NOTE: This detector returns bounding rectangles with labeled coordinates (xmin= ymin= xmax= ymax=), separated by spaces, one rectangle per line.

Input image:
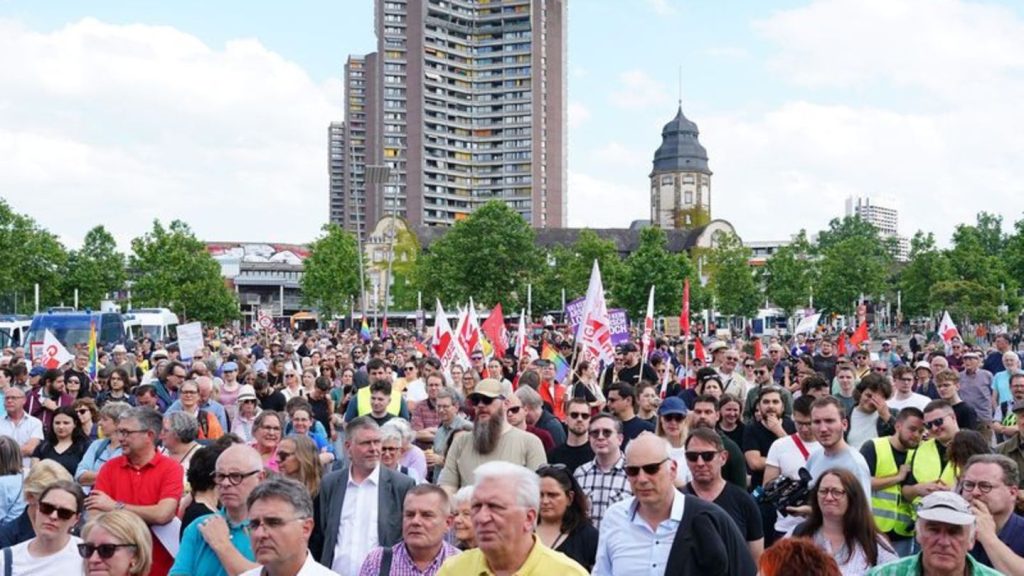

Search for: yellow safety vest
xmin=908 ymin=439 xmax=957 ymax=513
xmin=355 ymin=386 xmax=403 ymax=417
xmin=871 ymin=437 xmax=916 ymax=536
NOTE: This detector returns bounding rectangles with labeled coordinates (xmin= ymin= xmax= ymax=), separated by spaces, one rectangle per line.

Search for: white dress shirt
xmin=332 ymin=465 xmax=380 ymax=575
xmin=240 ymin=551 xmax=337 ymax=576
xmin=592 ymin=490 xmax=686 ymax=576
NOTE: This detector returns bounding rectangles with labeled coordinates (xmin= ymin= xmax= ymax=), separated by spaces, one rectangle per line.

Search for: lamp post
xmin=366 ymin=165 xmax=395 ymax=333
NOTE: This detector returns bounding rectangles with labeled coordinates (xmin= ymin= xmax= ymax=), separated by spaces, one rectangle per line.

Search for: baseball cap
xmin=914 ymin=361 xmax=933 ymax=372
xmin=658 ymin=396 xmax=687 ymax=416
xmin=470 ymin=378 xmax=504 ymax=399
xmin=237 ymin=385 xmax=257 ymax=402
xmin=1012 ymin=399 xmax=1024 ymax=414
xmin=221 ymin=361 xmax=238 ymax=372
xmin=707 ymin=341 xmax=728 ymax=354
xmin=881 ymin=339 xmax=892 ymax=346
xmin=962 ymin=351 xmax=981 ymax=359
xmin=151 ymin=350 xmax=169 ymax=361
xmin=915 ymin=492 xmax=975 ymax=526
xmin=29 ymin=366 xmax=46 ymax=377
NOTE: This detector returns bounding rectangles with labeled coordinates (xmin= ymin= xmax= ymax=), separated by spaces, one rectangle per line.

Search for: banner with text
xmin=564 ymin=297 xmax=630 ymax=345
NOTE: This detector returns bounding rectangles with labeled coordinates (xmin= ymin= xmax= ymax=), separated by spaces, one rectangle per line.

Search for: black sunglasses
xmin=625 ymin=458 xmax=669 ymax=477
xmin=78 ymin=543 xmax=137 ymax=560
xmin=588 ymin=429 xmax=616 ymax=439
xmin=507 ymin=406 xmax=522 ymax=415
xmin=685 ymin=451 xmax=718 ymax=463
xmin=924 ymin=417 xmax=946 ymax=430
xmin=39 ymin=501 xmax=77 ymax=520
xmin=468 ymin=395 xmax=500 ymax=407
xmin=661 ymin=413 xmax=685 ymax=423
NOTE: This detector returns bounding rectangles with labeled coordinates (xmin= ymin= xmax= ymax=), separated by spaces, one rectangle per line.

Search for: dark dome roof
xmin=652 ymin=105 xmax=711 ymax=175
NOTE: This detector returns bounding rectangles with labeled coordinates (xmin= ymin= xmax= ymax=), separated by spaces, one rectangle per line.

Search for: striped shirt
xmin=573 ymin=455 xmax=632 ymax=529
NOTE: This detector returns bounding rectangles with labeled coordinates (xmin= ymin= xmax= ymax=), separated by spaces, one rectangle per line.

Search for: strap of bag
xmin=791 ymin=433 xmax=810 ymax=460
xmin=4 ymin=545 xmax=12 ymax=576
xmin=378 ymin=547 xmax=393 ymax=576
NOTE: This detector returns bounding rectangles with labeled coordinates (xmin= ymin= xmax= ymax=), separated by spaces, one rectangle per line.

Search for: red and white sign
xmin=40 ymin=330 xmax=73 ymax=369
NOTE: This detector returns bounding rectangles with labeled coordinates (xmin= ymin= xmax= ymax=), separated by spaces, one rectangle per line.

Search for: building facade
xmin=650 ymin=105 xmax=713 ymax=230
xmin=330 ymin=0 xmax=567 ymax=235
xmin=844 ymin=196 xmax=909 ymax=261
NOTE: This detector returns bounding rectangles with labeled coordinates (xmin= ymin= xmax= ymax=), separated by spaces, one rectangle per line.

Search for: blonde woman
xmin=78 ymin=509 xmax=153 ymax=576
xmin=655 ymin=396 xmax=693 ymax=488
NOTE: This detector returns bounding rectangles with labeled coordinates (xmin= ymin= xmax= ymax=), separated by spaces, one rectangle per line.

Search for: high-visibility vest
xmin=355 ymin=386 xmax=403 ymax=417
xmin=908 ymin=439 xmax=957 ymax=513
xmin=871 ymin=437 xmax=916 ymax=536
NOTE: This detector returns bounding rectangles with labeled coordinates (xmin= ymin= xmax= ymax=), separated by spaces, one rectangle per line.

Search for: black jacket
xmin=664 ymin=494 xmax=758 ymax=576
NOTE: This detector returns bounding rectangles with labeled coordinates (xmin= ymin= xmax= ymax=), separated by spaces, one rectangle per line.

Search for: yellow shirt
xmin=438 ymin=537 xmax=588 ymax=576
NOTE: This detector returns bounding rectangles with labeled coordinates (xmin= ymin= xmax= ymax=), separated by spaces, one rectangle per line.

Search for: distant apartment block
xmin=844 ymin=196 xmax=909 ymax=261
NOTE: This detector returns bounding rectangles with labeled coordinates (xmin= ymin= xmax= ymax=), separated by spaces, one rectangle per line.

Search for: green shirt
xmin=867 ymin=552 xmax=1004 ymax=576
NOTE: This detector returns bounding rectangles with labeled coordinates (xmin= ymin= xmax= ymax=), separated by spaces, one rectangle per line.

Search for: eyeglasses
xmin=506 ymin=406 xmax=522 ymax=415
xmin=873 ymin=368 xmax=888 ymax=373
xmin=684 ymin=451 xmax=718 ymax=463
xmin=404 ymin=366 xmax=416 ymax=371
xmin=76 ymin=409 xmax=90 ymax=415
xmin=39 ymin=501 xmax=78 ymax=520
xmin=568 ymin=411 xmax=590 ymax=420
xmin=467 ymin=395 xmax=499 ymax=407
xmin=538 ymin=463 xmax=568 ymax=475
xmin=744 ymin=364 xmax=755 ymax=369
xmin=795 ymin=420 xmax=813 ymax=428
xmin=381 ymin=446 xmax=400 ymax=453
xmin=180 ymin=390 xmax=199 ymax=395
xmin=960 ymin=480 xmax=999 ymax=494
xmin=77 ymin=543 xmax=136 ymax=560
xmin=924 ymin=417 xmax=946 ymax=430
xmin=249 ymin=516 xmax=309 ymax=531
xmin=115 ymin=428 xmax=148 ymax=437
xmin=661 ymin=413 xmax=685 ymax=423
xmin=211 ymin=469 xmax=262 ymax=485
xmin=818 ymin=487 xmax=847 ymax=499
xmin=625 ymin=458 xmax=669 ymax=477
xmin=754 ymin=370 xmax=769 ymax=376
xmin=588 ymin=429 xmax=616 ymax=439
xmin=276 ymin=451 xmax=294 ymax=461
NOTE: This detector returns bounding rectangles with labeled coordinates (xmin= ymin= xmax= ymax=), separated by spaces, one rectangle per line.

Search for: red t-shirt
xmin=95 ymin=451 xmax=184 ymax=576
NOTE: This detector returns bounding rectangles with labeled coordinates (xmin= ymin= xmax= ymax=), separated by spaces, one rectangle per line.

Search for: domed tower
xmin=650 ymin=105 xmax=712 ymax=229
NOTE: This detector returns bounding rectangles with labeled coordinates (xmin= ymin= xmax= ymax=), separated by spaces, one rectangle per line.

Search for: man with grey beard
xmin=438 ymin=378 xmax=547 ymax=494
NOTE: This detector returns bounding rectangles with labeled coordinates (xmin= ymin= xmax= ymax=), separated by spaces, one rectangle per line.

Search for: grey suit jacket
xmin=318 ymin=465 xmax=415 ymax=568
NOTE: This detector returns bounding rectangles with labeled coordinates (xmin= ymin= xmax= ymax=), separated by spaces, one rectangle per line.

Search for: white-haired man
xmin=437 ymin=461 xmax=587 ymax=575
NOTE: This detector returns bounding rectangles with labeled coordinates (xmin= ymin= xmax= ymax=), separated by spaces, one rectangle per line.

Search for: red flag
xmin=481 ymin=304 xmax=509 ymax=358
xmin=849 ymin=321 xmax=869 ymax=347
xmin=680 ymin=279 xmax=691 ymax=336
xmin=693 ymin=338 xmax=707 ymax=363
xmin=837 ymin=331 xmax=848 ymax=356
xmin=753 ymin=339 xmax=763 ymax=360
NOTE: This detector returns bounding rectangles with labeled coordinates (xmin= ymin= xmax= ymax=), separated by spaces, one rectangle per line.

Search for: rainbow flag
xmin=541 ymin=341 xmax=570 ymax=383
xmin=87 ymin=320 xmax=98 ymax=382
xmin=360 ymin=317 xmax=372 ymax=341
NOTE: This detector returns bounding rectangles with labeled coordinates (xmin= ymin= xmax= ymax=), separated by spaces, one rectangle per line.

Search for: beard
xmin=472 ymin=410 xmax=504 ymax=455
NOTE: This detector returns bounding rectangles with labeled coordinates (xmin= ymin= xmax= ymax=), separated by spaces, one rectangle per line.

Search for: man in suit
xmin=319 ymin=416 xmax=416 ymax=576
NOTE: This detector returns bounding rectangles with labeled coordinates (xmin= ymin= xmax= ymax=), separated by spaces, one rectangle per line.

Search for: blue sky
xmin=2 ymin=0 xmax=1023 ymax=249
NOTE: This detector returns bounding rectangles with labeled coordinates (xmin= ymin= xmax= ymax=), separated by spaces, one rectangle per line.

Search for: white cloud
xmin=0 ymin=17 xmax=341 ymax=249
xmin=567 ymin=101 xmax=591 ymax=129
xmin=592 ymin=141 xmax=649 ymax=172
xmin=567 ymin=171 xmax=649 ymax=228
xmin=645 ymin=0 xmax=677 ymax=16
xmin=608 ymin=69 xmax=674 ymax=111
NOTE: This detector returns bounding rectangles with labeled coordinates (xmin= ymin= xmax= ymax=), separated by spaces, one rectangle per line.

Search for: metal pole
xmin=527 ymin=284 xmax=532 ymax=320
xmin=383 ymin=179 xmax=397 ymax=335
xmin=74 ymin=289 xmax=79 ymax=310
xmin=34 ymin=284 xmax=39 ymax=313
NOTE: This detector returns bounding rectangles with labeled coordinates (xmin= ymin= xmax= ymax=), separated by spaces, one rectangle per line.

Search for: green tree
xmin=130 ymin=220 xmax=238 ymax=325
xmin=618 ymin=227 xmax=700 ymax=320
xmin=814 ymin=216 xmax=891 ymax=314
xmin=533 ymin=229 xmax=623 ymax=312
xmin=63 ymin=226 xmax=126 ymax=310
xmin=931 ymin=280 xmax=1003 ymax=324
xmin=706 ymin=232 xmax=760 ymax=317
xmin=300 ymin=224 xmax=363 ymax=319
xmin=415 ymin=201 xmax=541 ymax=309
xmin=389 ymin=224 xmax=422 ymax=311
xmin=897 ymin=231 xmax=952 ymax=319
xmin=0 ymin=199 xmax=68 ymax=312
xmin=760 ymin=230 xmax=815 ymax=316
xmin=946 ymin=221 xmax=1017 ymax=322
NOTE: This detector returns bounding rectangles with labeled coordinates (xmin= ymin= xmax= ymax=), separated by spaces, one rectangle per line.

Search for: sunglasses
xmin=276 ymin=451 xmax=294 ymax=461
xmin=76 ymin=409 xmax=90 ymax=415
xmin=684 ymin=451 xmax=718 ymax=463
xmin=625 ymin=458 xmax=669 ymax=477
xmin=567 ymin=411 xmax=590 ymax=420
xmin=661 ymin=413 xmax=685 ymax=423
xmin=506 ymin=406 xmax=522 ymax=415
xmin=39 ymin=501 xmax=77 ymax=520
xmin=924 ymin=417 xmax=946 ymax=430
xmin=468 ymin=395 xmax=499 ymax=407
xmin=77 ymin=543 xmax=136 ymax=560
xmin=588 ymin=429 xmax=616 ymax=439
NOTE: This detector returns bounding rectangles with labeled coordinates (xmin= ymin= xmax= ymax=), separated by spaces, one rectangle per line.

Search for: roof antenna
xmin=677 ymin=65 xmax=683 ymax=108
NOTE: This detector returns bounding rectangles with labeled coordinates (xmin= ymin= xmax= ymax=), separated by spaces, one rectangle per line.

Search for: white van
xmin=0 ymin=315 xmax=33 ymax=348
xmin=124 ymin=308 xmax=179 ymax=342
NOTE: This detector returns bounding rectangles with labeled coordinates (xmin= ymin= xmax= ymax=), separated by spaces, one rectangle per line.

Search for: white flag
xmin=794 ymin=312 xmax=822 ymax=335
xmin=515 ymin=309 xmax=528 ymax=359
xmin=432 ymin=300 xmax=459 ymax=375
xmin=41 ymin=329 xmax=73 ymax=369
xmin=938 ymin=311 xmax=961 ymax=349
xmin=575 ymin=260 xmax=615 ymax=366
xmin=641 ymin=286 xmax=655 ymax=361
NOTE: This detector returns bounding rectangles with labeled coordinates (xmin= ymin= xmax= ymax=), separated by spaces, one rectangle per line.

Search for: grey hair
xmin=164 ymin=412 xmax=199 ymax=444
xmin=99 ymin=401 xmax=133 ymax=422
xmin=379 ymin=424 xmax=403 ymax=445
xmin=916 ymin=517 xmax=976 ymax=542
xmin=120 ymin=407 xmax=163 ymax=438
xmin=515 ymin=386 xmax=543 ymax=409
xmin=246 ymin=476 xmax=314 ymax=518
xmin=1003 ymin=351 xmax=1020 ymax=363
xmin=345 ymin=416 xmax=380 ymax=439
xmin=964 ymin=453 xmax=1020 ymax=487
xmin=472 ymin=461 xmax=540 ymax=516
xmin=453 ymin=485 xmax=474 ymax=508
xmin=436 ymin=387 xmax=462 ymax=407
xmin=382 ymin=418 xmax=414 ymax=444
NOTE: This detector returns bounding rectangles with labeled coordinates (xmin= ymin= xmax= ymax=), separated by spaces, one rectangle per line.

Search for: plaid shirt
xmin=411 ymin=399 xmax=441 ymax=435
xmin=357 ymin=541 xmax=460 ymax=576
xmin=573 ymin=455 xmax=632 ymax=529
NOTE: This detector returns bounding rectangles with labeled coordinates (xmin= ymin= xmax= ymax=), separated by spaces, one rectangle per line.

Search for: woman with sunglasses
xmin=274 ymin=434 xmax=326 ymax=559
xmin=73 ymin=398 xmax=100 ymax=440
xmin=536 ymin=465 xmax=599 ymax=571
xmin=792 ymin=467 xmax=897 ymax=574
xmin=31 ymin=406 xmax=90 ymax=476
xmin=96 ymin=368 xmax=134 ymax=408
xmin=79 ymin=509 xmax=152 ymax=576
xmin=0 ymin=480 xmax=84 ymax=574
xmin=64 ymin=372 xmax=86 ymax=400
xmin=230 ymin=385 xmax=262 ymax=442
xmin=654 ymin=397 xmax=693 ymax=488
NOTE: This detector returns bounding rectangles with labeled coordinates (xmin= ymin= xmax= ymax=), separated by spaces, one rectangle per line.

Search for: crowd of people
xmin=0 ymin=324 xmax=1022 ymax=575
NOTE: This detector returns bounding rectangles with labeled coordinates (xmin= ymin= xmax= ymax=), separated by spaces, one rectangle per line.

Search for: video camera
xmin=754 ymin=468 xmax=813 ymax=513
